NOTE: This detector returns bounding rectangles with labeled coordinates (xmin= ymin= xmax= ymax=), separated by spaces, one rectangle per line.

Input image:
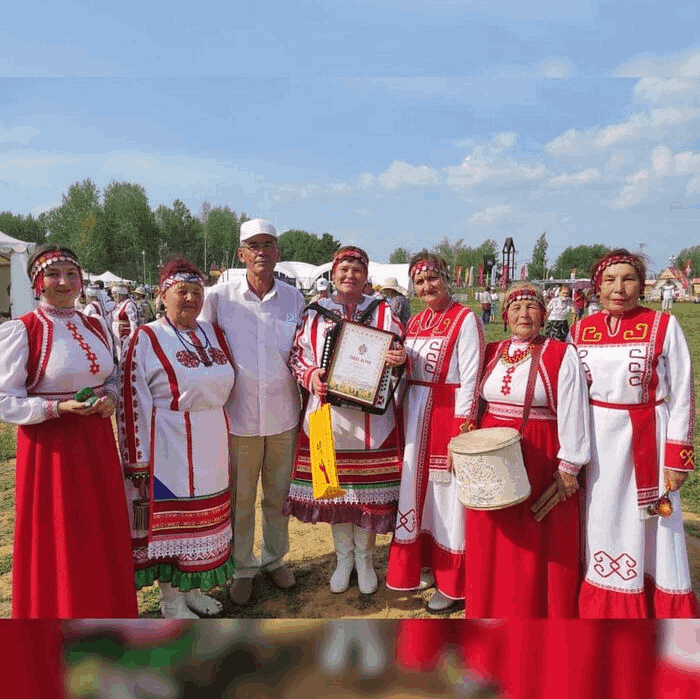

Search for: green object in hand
xmin=74 ymin=387 xmax=99 ymax=406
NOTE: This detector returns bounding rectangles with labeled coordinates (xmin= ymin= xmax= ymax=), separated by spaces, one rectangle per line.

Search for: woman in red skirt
xmin=0 ymin=244 xmax=137 ymax=617
xmin=464 ymin=282 xmax=590 ymax=618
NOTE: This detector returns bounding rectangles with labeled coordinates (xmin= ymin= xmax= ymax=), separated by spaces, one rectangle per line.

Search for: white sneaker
xmin=419 ymin=568 xmax=435 ymax=590
xmin=427 ymin=589 xmax=458 ymax=612
xmin=159 ymin=583 xmax=200 ymax=619
xmin=185 ymin=589 xmax=222 ymax=616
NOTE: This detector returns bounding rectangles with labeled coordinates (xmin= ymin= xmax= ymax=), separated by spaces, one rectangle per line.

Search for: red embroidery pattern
xmin=176 ymin=350 xmax=200 ymax=368
xmin=593 ymin=550 xmax=638 ymax=580
xmin=396 ymin=508 xmax=417 ymax=533
xmin=209 ymin=347 xmax=228 ymax=365
xmin=501 ymin=366 xmax=516 ymax=396
xmin=66 ymin=321 xmax=100 ymax=375
xmin=175 ymin=346 xmax=229 ymax=368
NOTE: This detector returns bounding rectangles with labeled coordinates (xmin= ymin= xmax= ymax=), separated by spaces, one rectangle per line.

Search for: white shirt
xmin=200 ymin=276 xmax=306 ymax=437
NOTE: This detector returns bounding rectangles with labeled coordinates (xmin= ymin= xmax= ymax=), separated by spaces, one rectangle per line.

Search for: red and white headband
xmin=30 ymin=250 xmax=81 ymax=284
xmin=331 ymin=248 xmax=369 ymax=275
xmin=160 ymin=272 xmax=205 ymax=294
xmin=592 ymin=254 xmax=645 ymax=293
xmin=502 ymin=286 xmax=546 ymax=319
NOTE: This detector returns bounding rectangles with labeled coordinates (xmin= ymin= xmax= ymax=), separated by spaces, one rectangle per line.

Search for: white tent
xmin=89 ymin=270 xmax=129 ymax=284
xmin=0 ymin=231 xmax=37 ymax=319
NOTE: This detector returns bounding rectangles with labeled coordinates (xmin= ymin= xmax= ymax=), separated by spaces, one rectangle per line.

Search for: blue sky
xmin=2 ymin=1 xmax=700 ymax=272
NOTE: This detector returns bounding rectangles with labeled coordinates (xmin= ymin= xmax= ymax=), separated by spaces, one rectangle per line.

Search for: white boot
xmin=353 ymin=526 xmax=378 ymax=594
xmin=330 ymin=523 xmax=355 ymax=593
xmin=159 ymin=582 xmax=200 ymax=619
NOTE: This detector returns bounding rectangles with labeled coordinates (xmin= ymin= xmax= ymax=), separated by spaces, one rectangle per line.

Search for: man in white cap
xmin=200 ymin=218 xmax=305 ymax=605
xmin=309 ymin=277 xmax=330 ymax=304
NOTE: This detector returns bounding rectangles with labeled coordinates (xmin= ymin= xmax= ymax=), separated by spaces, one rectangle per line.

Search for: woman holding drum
xmin=386 ymin=252 xmax=484 ymax=612
xmin=463 ymin=281 xmax=590 ymax=618
xmin=284 ymin=246 xmax=406 ymax=595
xmin=571 ymin=249 xmax=698 ymax=618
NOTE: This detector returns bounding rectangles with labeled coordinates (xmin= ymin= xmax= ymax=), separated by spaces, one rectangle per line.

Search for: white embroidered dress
xmin=118 ymin=318 xmax=236 ymax=590
xmin=386 ymin=302 xmax=484 ymax=599
xmin=571 ymin=307 xmax=697 ymax=618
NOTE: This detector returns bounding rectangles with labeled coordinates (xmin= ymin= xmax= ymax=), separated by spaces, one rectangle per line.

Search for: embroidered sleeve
xmin=289 ymin=310 xmax=322 ymax=392
xmin=555 ymin=344 xmax=591 ymax=471
xmin=0 ymin=321 xmax=52 ymax=425
xmin=117 ymin=329 xmax=154 ymax=470
xmin=455 ymin=312 xmax=485 ymax=424
xmin=662 ymin=316 xmax=695 ymax=471
xmin=43 ymin=400 xmax=61 ymax=421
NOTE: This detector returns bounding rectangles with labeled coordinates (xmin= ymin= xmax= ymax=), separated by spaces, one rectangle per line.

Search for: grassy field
xmin=0 ymin=297 xmax=699 ymax=618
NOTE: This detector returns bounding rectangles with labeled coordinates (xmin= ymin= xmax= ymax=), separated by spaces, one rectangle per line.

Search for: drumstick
xmin=531 ymin=481 xmax=562 ymax=521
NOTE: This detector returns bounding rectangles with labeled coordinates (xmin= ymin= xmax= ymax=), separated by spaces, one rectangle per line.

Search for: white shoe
xmin=330 ymin=523 xmax=355 ymax=593
xmin=159 ymin=582 xmax=200 ymax=619
xmin=419 ymin=568 xmax=435 ymax=590
xmin=427 ymin=589 xmax=458 ymax=612
xmin=353 ymin=526 xmax=378 ymax=595
xmin=185 ymin=589 xmax=222 ymax=616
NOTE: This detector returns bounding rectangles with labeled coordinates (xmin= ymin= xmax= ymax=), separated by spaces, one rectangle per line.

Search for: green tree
xmin=44 ymin=179 xmax=103 ymax=263
xmin=529 ymin=232 xmax=549 ymax=280
xmin=0 ymin=212 xmax=47 ymax=244
xmin=201 ymin=205 xmax=241 ymax=271
xmin=103 ymin=181 xmax=159 ymax=282
xmin=389 ymin=246 xmax=411 ymax=264
xmin=673 ymin=246 xmax=700 ymax=278
xmin=278 ymin=229 xmax=341 ymax=264
xmin=155 ymin=199 xmax=200 ymax=267
xmin=552 ymin=244 xmax=611 ymax=279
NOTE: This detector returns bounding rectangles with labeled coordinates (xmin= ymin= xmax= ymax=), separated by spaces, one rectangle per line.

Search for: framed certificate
xmin=322 ymin=321 xmax=401 ymax=414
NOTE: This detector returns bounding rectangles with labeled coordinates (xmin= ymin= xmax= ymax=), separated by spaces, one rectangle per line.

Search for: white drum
xmin=449 ymin=427 xmax=531 ymax=510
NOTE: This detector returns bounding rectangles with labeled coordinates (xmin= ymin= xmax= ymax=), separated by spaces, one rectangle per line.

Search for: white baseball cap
xmin=240 ymin=219 xmax=278 ymax=243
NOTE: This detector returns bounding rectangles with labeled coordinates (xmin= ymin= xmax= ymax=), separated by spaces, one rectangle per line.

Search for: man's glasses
xmin=242 ymin=242 xmax=278 ymax=252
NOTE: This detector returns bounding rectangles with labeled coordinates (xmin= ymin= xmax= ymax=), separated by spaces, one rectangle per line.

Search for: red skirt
xmin=13 ymin=413 xmax=138 ymax=618
xmin=463 ymin=412 xmax=581 ymax=618
xmin=0 ymin=620 xmax=65 ymax=697
xmin=396 ymin=619 xmax=658 ymax=699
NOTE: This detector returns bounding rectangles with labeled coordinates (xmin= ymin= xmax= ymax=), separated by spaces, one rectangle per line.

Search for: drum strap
xmin=520 ymin=336 xmax=545 ymax=435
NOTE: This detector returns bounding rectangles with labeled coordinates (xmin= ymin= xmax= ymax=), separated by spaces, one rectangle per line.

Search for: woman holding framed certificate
xmin=284 ymin=246 xmax=406 ymax=595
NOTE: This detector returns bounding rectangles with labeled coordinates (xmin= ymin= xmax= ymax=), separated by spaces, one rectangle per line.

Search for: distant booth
xmin=648 ymin=267 xmax=691 ymax=301
xmin=0 ymin=231 xmax=36 ymax=320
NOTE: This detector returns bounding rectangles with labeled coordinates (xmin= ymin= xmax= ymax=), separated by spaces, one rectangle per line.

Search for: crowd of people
xmin=0 ymin=229 xmax=697 ymax=624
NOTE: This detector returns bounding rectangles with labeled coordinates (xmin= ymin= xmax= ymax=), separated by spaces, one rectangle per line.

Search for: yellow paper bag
xmin=309 ymin=403 xmax=345 ymax=499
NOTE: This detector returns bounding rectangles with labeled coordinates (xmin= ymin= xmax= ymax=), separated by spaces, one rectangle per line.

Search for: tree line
xmin=391 ymin=232 xmax=700 ymax=284
xmin=0 ymin=179 xmax=341 ymax=283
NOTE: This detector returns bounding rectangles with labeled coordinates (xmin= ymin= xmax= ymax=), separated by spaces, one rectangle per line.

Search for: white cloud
xmin=609 ymin=145 xmax=700 ymax=208
xmin=377 ymin=161 xmax=440 ymax=190
xmin=102 ymin=152 xmax=225 ymax=188
xmin=547 ymin=168 xmax=601 ymax=187
xmin=0 ymin=124 xmax=40 ymax=145
xmin=467 ymin=204 xmax=514 ymax=224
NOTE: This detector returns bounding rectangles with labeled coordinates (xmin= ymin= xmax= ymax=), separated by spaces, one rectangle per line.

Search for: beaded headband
xmin=331 ymin=248 xmax=369 ymax=275
xmin=29 ymin=250 xmax=81 ymax=284
xmin=161 ymin=271 xmax=205 ymax=294
xmin=591 ymin=254 xmax=645 ymax=293
xmin=408 ymin=260 xmax=449 ymax=284
xmin=502 ymin=287 xmax=546 ymax=320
